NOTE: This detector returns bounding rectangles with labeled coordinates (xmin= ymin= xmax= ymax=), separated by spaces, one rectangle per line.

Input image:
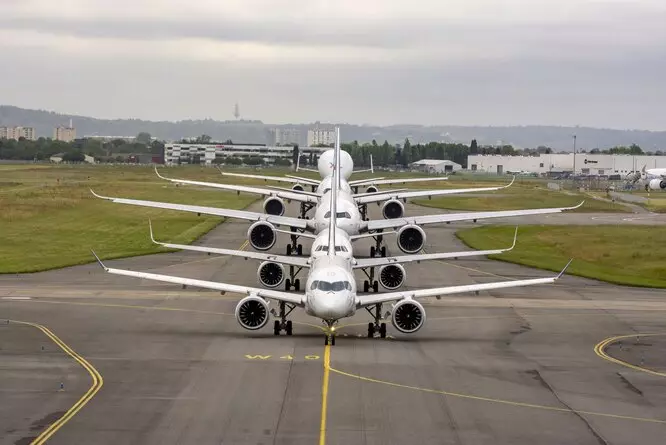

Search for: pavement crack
xmin=617 ymin=373 xmax=643 ymax=396
xmin=272 ymin=344 xmax=296 ymax=445
xmin=526 ymin=370 xmax=609 ymax=445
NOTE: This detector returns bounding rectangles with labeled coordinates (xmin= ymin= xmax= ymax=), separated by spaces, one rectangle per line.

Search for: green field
xmin=456 ymin=225 xmax=666 ymax=288
xmin=0 ymin=165 xmax=259 ymax=273
xmin=413 ymin=185 xmax=631 ymax=213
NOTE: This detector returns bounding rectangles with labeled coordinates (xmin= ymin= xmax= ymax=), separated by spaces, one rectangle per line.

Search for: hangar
xmin=410 ymin=159 xmax=462 ymax=174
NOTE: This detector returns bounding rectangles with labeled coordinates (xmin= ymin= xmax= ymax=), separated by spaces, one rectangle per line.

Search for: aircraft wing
xmin=90 ymin=190 xmax=311 ymax=231
xmin=353 ymin=228 xmax=517 ymax=268
xmin=354 ymin=178 xmax=515 ymax=204
xmin=220 ymin=171 xmax=320 ymax=186
xmin=267 ymin=186 xmax=322 ymax=198
xmin=92 ymin=251 xmax=304 ymax=306
xmin=149 ymin=221 xmax=311 ymax=268
xmin=352 ymin=189 xmax=408 ymax=198
xmin=357 ymin=259 xmax=572 ymax=307
xmin=285 ymin=175 xmax=323 ymax=186
xmin=155 ymin=168 xmax=319 ymax=203
xmin=363 ymin=201 xmax=584 ymax=232
xmin=349 ymin=176 xmax=448 ymax=186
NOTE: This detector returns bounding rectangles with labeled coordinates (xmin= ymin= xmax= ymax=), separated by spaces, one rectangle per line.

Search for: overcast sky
xmin=2 ymin=0 xmax=665 ymax=130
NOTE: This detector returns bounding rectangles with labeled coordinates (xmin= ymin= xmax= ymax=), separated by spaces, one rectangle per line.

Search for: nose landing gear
xmin=324 ymin=320 xmax=338 ymax=345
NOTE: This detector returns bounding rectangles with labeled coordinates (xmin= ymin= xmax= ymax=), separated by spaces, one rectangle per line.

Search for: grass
xmin=456 ymin=225 xmax=666 ymax=288
xmin=0 ymin=165 xmax=259 ymax=273
xmin=413 ymin=184 xmax=631 ymax=213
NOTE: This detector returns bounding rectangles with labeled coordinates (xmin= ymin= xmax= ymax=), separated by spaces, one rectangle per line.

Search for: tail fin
xmin=327 ymin=128 xmax=341 ymax=256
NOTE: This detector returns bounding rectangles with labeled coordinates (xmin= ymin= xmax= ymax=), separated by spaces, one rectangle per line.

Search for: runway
xmin=1 ymin=201 xmax=665 ymax=444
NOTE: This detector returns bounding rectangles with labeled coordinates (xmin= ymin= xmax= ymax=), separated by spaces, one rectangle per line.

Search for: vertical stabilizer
xmin=327 ymin=128 xmax=341 ymax=256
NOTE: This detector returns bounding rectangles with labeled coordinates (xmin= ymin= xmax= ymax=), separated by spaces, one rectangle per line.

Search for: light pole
xmin=572 ymin=134 xmax=577 ymax=189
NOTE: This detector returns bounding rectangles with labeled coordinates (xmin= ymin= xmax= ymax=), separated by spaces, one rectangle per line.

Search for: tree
xmin=292 ymin=145 xmax=299 ymax=166
xmin=196 ymin=134 xmax=212 ymax=144
xmin=135 ymin=132 xmax=152 ymax=145
xmin=62 ymin=151 xmax=85 ymax=163
xmin=470 ymin=139 xmax=478 ymax=154
xmin=150 ymin=140 xmax=165 ymax=155
xmin=273 ymin=158 xmax=292 ymax=166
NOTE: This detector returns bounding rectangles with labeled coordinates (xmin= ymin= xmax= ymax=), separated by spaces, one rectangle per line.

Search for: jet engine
xmin=379 ymin=264 xmax=406 ymax=290
xmin=365 ymin=185 xmax=379 ymax=194
xmin=381 ymin=199 xmax=405 ymax=219
xmin=292 ymin=184 xmax=305 ymax=192
xmin=235 ymin=296 xmax=270 ymax=330
xmin=257 ymin=261 xmax=285 ymax=288
xmin=397 ymin=224 xmax=426 ymax=254
xmin=391 ymin=299 xmax=426 ymax=334
xmin=648 ymin=178 xmax=666 ymax=191
xmin=247 ymin=221 xmax=277 ymax=251
xmin=263 ymin=197 xmax=285 ymax=216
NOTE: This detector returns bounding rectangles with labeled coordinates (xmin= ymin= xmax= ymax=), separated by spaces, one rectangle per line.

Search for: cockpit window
xmin=314 ymin=245 xmax=347 ymax=252
xmin=323 ymin=211 xmax=350 ymax=219
xmin=311 ymin=280 xmax=318 ymax=290
xmin=316 ymin=281 xmax=352 ymax=292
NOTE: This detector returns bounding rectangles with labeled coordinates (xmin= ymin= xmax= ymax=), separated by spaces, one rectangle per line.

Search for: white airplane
xmin=148 ymin=219 xmax=518 ymax=292
xmin=640 ymin=166 xmax=666 ymax=191
xmin=92 ymin=131 xmax=573 ymax=344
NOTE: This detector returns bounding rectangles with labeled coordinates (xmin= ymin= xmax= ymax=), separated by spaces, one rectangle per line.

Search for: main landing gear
xmin=272 ymin=301 xmax=295 ymax=336
xmin=358 ymin=203 xmax=369 ymax=221
xmin=324 ymin=320 xmax=338 ymax=345
xmin=299 ymin=202 xmax=315 ymax=219
xmin=286 ymin=226 xmax=303 ymax=256
xmin=369 ymin=230 xmax=387 ymax=258
xmin=284 ymin=265 xmax=304 ymax=291
xmin=366 ymin=303 xmax=387 ymax=338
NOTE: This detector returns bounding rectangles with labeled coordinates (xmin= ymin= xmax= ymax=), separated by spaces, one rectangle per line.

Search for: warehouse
xmin=410 ymin=159 xmax=462 ymax=174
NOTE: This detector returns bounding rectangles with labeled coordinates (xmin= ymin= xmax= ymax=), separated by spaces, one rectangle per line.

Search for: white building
xmin=468 ymin=154 xmax=666 ymax=176
xmin=271 ymin=127 xmax=301 ymax=146
xmin=54 ymin=126 xmax=76 ymax=142
xmin=307 ymin=124 xmax=335 ymax=146
xmin=410 ymin=159 xmax=462 ymax=174
xmin=0 ymin=126 xmax=36 ymax=140
xmin=164 ymin=143 xmax=327 ymax=166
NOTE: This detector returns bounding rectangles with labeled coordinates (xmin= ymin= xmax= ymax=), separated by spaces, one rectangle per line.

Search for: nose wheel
xmin=271 ymin=302 xmax=295 ymax=336
xmin=365 ymin=304 xmax=387 ymax=338
xmin=324 ymin=320 xmax=338 ymax=346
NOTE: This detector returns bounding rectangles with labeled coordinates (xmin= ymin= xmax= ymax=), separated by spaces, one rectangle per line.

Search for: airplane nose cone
xmin=313 ymin=295 xmax=349 ymax=320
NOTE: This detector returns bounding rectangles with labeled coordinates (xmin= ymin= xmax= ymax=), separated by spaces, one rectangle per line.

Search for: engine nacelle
xmin=391 ymin=299 xmax=426 ymax=334
xmin=257 ymin=261 xmax=285 ymax=288
xmin=365 ymin=185 xmax=379 ymax=194
xmin=381 ymin=199 xmax=405 ymax=219
xmin=247 ymin=221 xmax=277 ymax=251
xmin=397 ymin=224 xmax=426 ymax=254
xmin=292 ymin=184 xmax=305 ymax=192
xmin=379 ymin=264 xmax=406 ymax=290
xmin=235 ymin=296 xmax=270 ymax=330
xmin=263 ymin=197 xmax=285 ymax=216
xmin=648 ymin=178 xmax=666 ymax=191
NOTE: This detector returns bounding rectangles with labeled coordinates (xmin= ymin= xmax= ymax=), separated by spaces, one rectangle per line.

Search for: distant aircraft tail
xmin=327 ymin=128 xmax=341 ymax=256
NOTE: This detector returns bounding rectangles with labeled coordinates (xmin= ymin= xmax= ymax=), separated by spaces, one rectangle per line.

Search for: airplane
xmin=148 ymin=219 xmax=519 ymax=292
xmin=640 ymin=166 xmax=666 ymax=191
xmin=92 ymin=129 xmax=573 ymax=345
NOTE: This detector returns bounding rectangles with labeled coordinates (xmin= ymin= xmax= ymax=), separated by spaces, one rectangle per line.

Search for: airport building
xmin=307 ymin=124 xmax=335 ymax=146
xmin=468 ymin=154 xmax=666 ymax=177
xmin=164 ymin=143 xmax=328 ymax=166
xmin=54 ymin=125 xmax=76 ymax=142
xmin=0 ymin=126 xmax=36 ymax=140
xmin=410 ymin=159 xmax=462 ymax=174
xmin=270 ymin=127 xmax=301 ymax=146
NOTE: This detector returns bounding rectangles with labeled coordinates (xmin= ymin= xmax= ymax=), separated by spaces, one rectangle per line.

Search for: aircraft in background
xmin=641 ymin=166 xmax=666 ymax=191
xmin=92 ymin=129 xmax=573 ymax=344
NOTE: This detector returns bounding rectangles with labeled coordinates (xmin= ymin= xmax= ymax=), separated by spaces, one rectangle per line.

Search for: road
xmin=1 ymin=201 xmax=665 ymax=445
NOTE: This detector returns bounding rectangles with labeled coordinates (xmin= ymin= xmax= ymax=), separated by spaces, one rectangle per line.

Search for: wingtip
xmin=511 ymin=226 xmax=518 ymax=249
xmin=557 ymin=258 xmax=574 ymax=279
xmin=148 ymin=219 xmax=157 ymax=244
xmin=90 ymin=249 xmax=108 ymax=271
xmin=154 ymin=166 xmax=166 ymax=179
xmin=90 ymin=188 xmax=105 ymax=199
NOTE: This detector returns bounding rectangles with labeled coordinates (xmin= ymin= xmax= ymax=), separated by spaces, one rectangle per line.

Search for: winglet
xmin=90 ymin=189 xmax=109 ymax=200
xmin=154 ymin=166 xmax=168 ymax=180
xmin=571 ymin=200 xmax=585 ymax=209
xmin=510 ymin=226 xmax=518 ymax=249
xmin=148 ymin=219 xmax=158 ymax=244
xmin=503 ymin=176 xmax=516 ymax=189
xmin=370 ymin=154 xmax=374 ymax=174
xmin=90 ymin=250 xmax=108 ymax=271
xmin=557 ymin=258 xmax=573 ymax=279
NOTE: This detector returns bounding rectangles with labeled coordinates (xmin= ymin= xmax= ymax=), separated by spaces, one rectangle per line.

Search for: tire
xmin=273 ymin=320 xmax=280 ymax=336
xmin=372 ymin=281 xmax=379 ymax=293
xmin=285 ymin=279 xmax=291 ymax=291
xmin=379 ymin=323 xmax=387 ymax=338
xmin=363 ymin=281 xmax=369 ymax=293
xmin=286 ymin=320 xmax=293 ymax=336
xmin=297 ymin=244 xmax=303 ymax=256
xmin=331 ymin=336 xmax=336 ymax=346
xmin=286 ymin=244 xmax=292 ymax=256
xmin=370 ymin=246 xmax=376 ymax=257
xmin=294 ymin=279 xmax=301 ymax=292
xmin=381 ymin=246 xmax=387 ymax=257
xmin=367 ymin=322 xmax=375 ymax=338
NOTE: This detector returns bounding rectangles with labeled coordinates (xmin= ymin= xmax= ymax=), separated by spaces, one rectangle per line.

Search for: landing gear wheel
xmin=372 ymin=281 xmax=379 ymax=293
xmin=331 ymin=335 xmax=336 ymax=346
xmin=274 ymin=320 xmax=280 ymax=336
xmin=285 ymin=279 xmax=292 ymax=291
xmin=381 ymin=246 xmax=387 ymax=257
xmin=286 ymin=244 xmax=292 ymax=256
xmin=363 ymin=280 xmax=370 ymax=293
xmin=297 ymin=244 xmax=303 ymax=256
xmin=286 ymin=320 xmax=293 ymax=336
xmin=379 ymin=323 xmax=387 ymax=338
xmin=294 ymin=279 xmax=301 ymax=292
xmin=367 ymin=322 xmax=375 ymax=338
xmin=370 ymin=246 xmax=376 ymax=257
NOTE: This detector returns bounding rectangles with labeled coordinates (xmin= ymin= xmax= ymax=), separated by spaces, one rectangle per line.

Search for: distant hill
xmin=2 ymin=105 xmax=665 ymax=151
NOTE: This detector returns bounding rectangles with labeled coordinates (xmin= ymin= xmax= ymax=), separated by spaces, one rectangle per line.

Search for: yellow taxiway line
xmin=594 ymin=333 xmax=666 ymax=378
xmin=9 ymin=320 xmax=104 ymax=445
xmin=319 ymin=344 xmax=331 ymax=445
